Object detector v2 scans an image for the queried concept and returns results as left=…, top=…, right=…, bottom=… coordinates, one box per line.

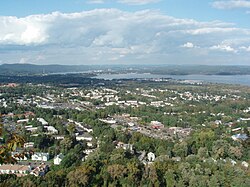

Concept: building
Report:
left=147, top=152, right=156, bottom=162
left=44, top=126, right=58, bottom=134
left=17, top=119, right=29, bottom=124
left=116, top=142, right=133, bottom=153
left=37, top=118, right=48, bottom=125
left=30, top=163, right=49, bottom=176
left=54, top=154, right=64, bottom=165
left=151, top=121, right=164, bottom=129
left=53, top=135, right=65, bottom=140
left=0, top=164, right=31, bottom=176
left=231, top=134, right=248, bottom=141
left=31, top=152, right=49, bottom=161
left=11, top=152, right=28, bottom=161
left=242, top=161, right=249, bottom=168
left=76, top=133, right=93, bottom=141
left=24, top=142, right=35, bottom=148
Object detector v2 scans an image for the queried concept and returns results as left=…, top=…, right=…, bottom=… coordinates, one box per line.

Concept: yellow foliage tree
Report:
left=0, top=124, right=25, bottom=164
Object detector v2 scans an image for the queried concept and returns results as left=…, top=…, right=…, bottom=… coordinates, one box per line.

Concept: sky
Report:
left=0, top=0, right=250, bottom=65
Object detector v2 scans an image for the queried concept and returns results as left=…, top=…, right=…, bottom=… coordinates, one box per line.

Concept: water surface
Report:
left=95, top=73, right=250, bottom=87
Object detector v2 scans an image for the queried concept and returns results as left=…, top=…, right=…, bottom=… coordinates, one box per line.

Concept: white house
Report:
left=37, top=118, right=48, bottom=125
left=83, top=126, right=93, bottom=133
left=24, top=142, right=35, bottom=148
left=147, top=152, right=156, bottom=162
left=17, top=119, right=29, bottom=124
left=116, top=142, right=133, bottom=152
left=26, top=127, right=38, bottom=132
left=99, top=119, right=116, bottom=124
left=31, top=152, right=49, bottom=161
left=242, top=161, right=249, bottom=168
left=87, top=142, right=93, bottom=147
left=53, top=135, right=65, bottom=140
left=76, top=134, right=93, bottom=141
left=54, top=154, right=64, bottom=165
left=44, top=126, right=58, bottom=134
left=231, top=134, right=248, bottom=141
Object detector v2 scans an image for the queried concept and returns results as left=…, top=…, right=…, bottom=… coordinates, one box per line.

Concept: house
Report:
left=26, top=127, right=38, bottom=132
left=232, top=127, right=242, bottom=132
left=83, top=149, right=94, bottom=155
left=31, top=152, right=49, bottom=161
left=231, top=134, right=248, bottom=141
left=44, top=126, right=58, bottom=134
left=128, top=122, right=135, bottom=127
left=116, top=142, right=133, bottom=153
left=53, top=135, right=65, bottom=140
left=147, top=152, right=156, bottom=162
left=30, top=163, right=49, bottom=176
left=0, top=164, right=31, bottom=176
left=138, top=151, right=146, bottom=161
left=87, top=142, right=93, bottom=147
left=99, top=119, right=117, bottom=124
left=242, top=161, right=249, bottom=168
left=230, top=159, right=237, bottom=166
left=54, top=154, right=65, bottom=165
left=214, top=120, right=222, bottom=125
left=24, top=111, right=35, bottom=118
left=24, top=142, right=35, bottom=148
left=138, top=151, right=156, bottom=164
left=17, top=119, right=29, bottom=124
left=83, top=149, right=95, bottom=160
left=151, top=121, right=164, bottom=129
left=76, top=133, right=93, bottom=141
left=37, top=118, right=48, bottom=125
left=172, top=157, right=181, bottom=162
left=11, top=152, right=28, bottom=161
left=83, top=126, right=93, bottom=133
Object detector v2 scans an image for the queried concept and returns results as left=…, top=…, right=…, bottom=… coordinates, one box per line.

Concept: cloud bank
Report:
left=212, top=0, right=250, bottom=9
left=0, top=9, right=250, bottom=65
left=87, top=0, right=160, bottom=5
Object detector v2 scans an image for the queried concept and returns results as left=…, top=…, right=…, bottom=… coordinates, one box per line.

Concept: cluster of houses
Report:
left=0, top=151, right=67, bottom=177
left=100, top=114, right=192, bottom=141
left=0, top=163, right=49, bottom=177
left=0, top=152, right=67, bottom=177
left=17, top=117, right=59, bottom=134
left=63, top=87, right=232, bottom=109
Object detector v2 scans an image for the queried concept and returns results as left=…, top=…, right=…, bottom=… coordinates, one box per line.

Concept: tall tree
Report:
left=0, top=124, right=25, bottom=164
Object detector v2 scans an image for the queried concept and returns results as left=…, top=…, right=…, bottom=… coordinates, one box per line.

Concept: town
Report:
left=0, top=79, right=249, bottom=186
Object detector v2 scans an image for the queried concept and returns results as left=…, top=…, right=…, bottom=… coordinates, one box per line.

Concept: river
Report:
left=95, top=73, right=250, bottom=87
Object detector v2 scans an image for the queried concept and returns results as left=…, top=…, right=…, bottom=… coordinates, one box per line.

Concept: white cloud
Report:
left=184, top=27, right=240, bottom=35
left=19, top=57, right=29, bottom=64
left=87, top=0, right=160, bottom=5
left=0, top=16, right=48, bottom=45
left=212, top=0, right=250, bottom=9
left=240, top=46, right=250, bottom=51
left=210, top=44, right=237, bottom=53
left=181, top=42, right=195, bottom=48
left=0, top=9, right=250, bottom=65
left=87, top=0, right=104, bottom=4
left=117, top=0, right=160, bottom=5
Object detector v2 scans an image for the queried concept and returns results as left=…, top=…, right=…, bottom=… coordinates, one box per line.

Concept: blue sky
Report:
left=0, top=0, right=250, bottom=65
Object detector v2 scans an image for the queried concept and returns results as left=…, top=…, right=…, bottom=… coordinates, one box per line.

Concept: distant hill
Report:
left=0, top=64, right=94, bottom=75
left=0, top=63, right=250, bottom=76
